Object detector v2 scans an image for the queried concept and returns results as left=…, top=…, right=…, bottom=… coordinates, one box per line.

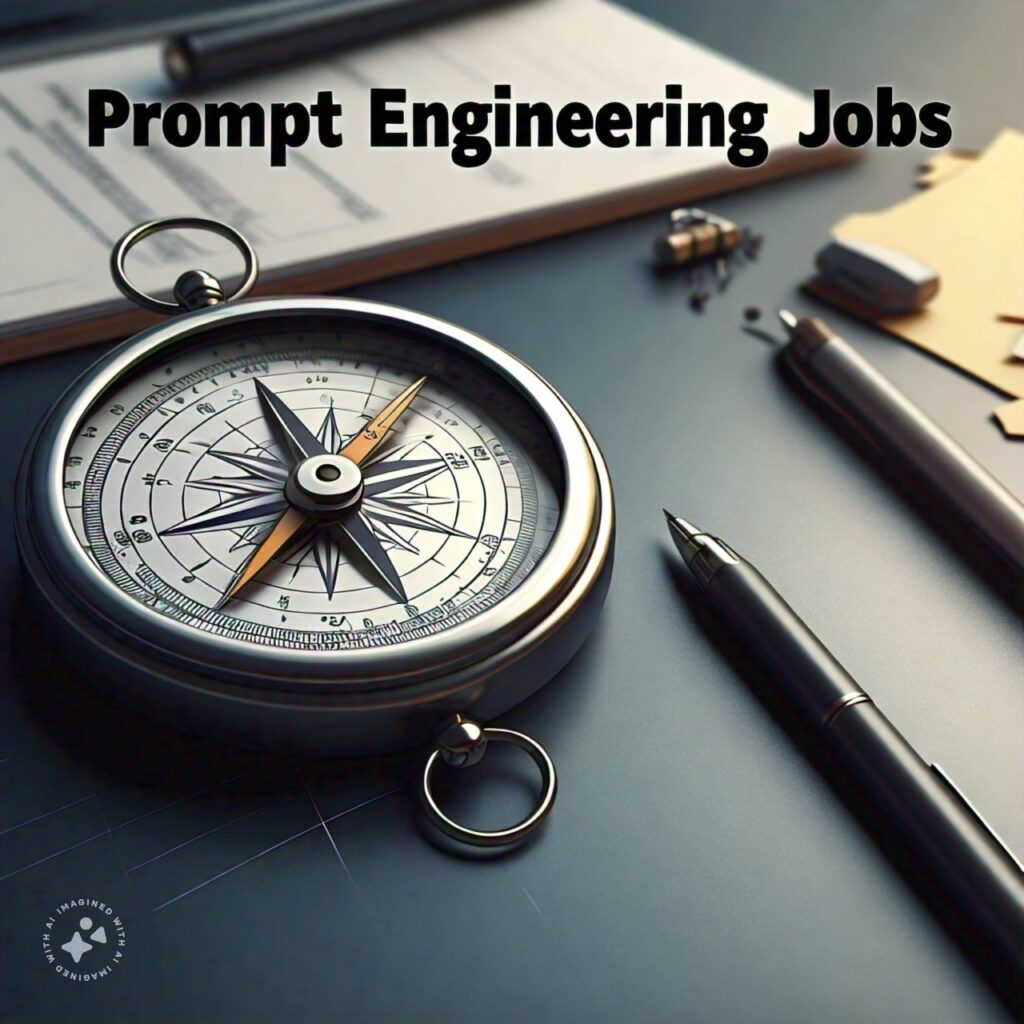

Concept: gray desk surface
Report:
left=1, top=1, right=1022, bottom=1022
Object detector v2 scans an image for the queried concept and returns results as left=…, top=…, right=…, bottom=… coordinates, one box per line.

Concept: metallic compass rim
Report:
left=21, top=296, right=610, bottom=696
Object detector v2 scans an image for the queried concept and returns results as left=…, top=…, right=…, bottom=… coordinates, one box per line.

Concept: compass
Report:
left=15, top=218, right=614, bottom=846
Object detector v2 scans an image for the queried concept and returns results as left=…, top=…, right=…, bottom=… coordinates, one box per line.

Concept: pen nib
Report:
left=777, top=308, right=800, bottom=335
left=663, top=510, right=706, bottom=564
left=664, top=511, right=701, bottom=539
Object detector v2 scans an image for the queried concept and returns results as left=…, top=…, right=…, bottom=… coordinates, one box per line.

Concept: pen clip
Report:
left=930, top=763, right=1024, bottom=874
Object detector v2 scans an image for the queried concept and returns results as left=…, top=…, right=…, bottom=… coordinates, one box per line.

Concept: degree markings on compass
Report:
left=80, top=341, right=544, bottom=643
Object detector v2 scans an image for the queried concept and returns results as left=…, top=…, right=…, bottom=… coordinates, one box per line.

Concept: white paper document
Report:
left=0, top=0, right=843, bottom=357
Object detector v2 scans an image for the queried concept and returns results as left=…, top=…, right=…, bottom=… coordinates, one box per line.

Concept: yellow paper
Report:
left=833, top=129, right=1024, bottom=434
left=915, top=150, right=976, bottom=188
left=995, top=398, right=1024, bottom=438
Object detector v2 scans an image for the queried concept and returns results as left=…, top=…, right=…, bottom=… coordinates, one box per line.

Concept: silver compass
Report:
left=16, top=218, right=614, bottom=846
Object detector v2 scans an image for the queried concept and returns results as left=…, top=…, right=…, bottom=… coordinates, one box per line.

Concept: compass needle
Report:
left=163, top=492, right=289, bottom=535
left=312, top=533, right=342, bottom=599
left=208, top=449, right=288, bottom=481
left=364, top=500, right=474, bottom=539
left=331, top=513, right=408, bottom=604
left=362, top=434, right=434, bottom=467
left=220, top=506, right=309, bottom=605
left=362, top=457, right=447, bottom=496
left=339, top=377, right=427, bottom=465
left=253, top=377, right=326, bottom=463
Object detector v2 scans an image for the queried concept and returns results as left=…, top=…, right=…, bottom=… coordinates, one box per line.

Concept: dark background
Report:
left=1, top=1, right=1022, bottom=1022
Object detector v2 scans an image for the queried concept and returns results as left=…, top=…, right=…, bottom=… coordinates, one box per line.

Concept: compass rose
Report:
left=161, top=377, right=472, bottom=605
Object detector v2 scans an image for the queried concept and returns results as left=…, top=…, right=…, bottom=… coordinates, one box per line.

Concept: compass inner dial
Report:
left=60, top=326, right=562, bottom=651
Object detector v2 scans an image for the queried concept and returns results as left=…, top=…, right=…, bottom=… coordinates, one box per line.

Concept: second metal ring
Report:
left=421, top=727, right=557, bottom=848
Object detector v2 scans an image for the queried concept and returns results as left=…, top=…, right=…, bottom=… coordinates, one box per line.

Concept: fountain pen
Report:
left=664, top=510, right=1024, bottom=974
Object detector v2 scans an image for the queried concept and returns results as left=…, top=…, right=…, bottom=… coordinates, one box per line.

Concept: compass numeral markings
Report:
left=73, top=350, right=551, bottom=643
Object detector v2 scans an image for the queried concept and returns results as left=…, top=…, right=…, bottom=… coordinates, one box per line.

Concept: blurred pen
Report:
left=771, top=309, right=1024, bottom=579
left=664, top=509, right=1024, bottom=979
left=165, top=0, right=513, bottom=89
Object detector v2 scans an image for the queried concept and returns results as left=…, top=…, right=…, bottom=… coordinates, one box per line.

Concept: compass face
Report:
left=20, top=296, right=612, bottom=752
left=58, top=315, right=563, bottom=652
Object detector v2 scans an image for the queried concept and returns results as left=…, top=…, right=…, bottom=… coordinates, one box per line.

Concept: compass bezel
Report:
left=20, top=297, right=608, bottom=697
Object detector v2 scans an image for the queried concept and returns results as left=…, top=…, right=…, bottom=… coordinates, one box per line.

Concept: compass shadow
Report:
left=7, top=596, right=413, bottom=809
left=7, top=587, right=605, bottom=862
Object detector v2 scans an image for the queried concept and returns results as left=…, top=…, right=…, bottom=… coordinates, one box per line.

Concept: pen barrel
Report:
left=782, top=330, right=1024, bottom=575
left=169, top=0, right=504, bottom=88
left=705, top=560, right=1024, bottom=971
left=828, top=702, right=1024, bottom=969
left=705, top=561, right=866, bottom=723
